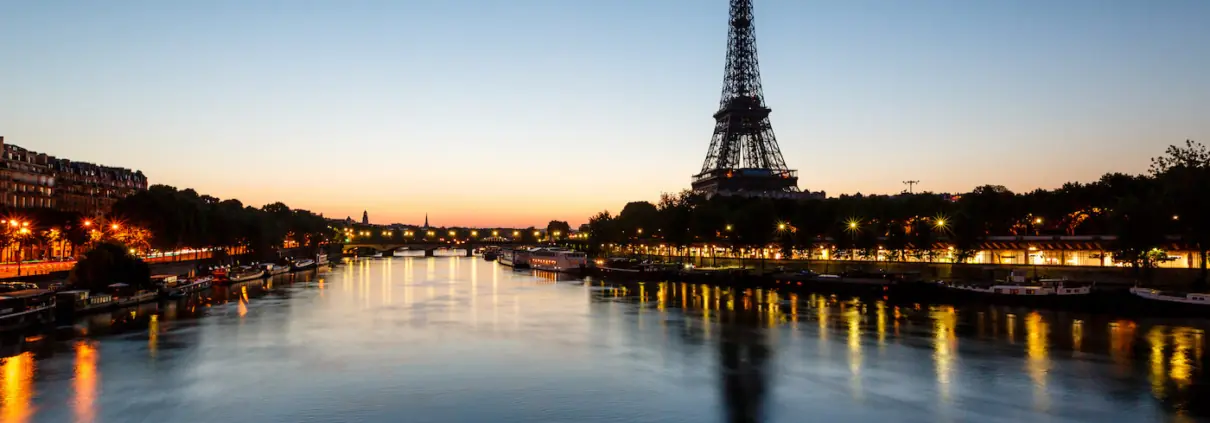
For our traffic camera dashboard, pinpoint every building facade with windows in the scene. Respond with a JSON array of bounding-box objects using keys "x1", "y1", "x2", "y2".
[
  {"x1": 0, "y1": 137, "x2": 147, "y2": 215},
  {"x1": 0, "y1": 138, "x2": 56, "y2": 209}
]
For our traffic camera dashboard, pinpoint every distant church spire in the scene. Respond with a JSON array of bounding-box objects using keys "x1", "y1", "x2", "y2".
[
  {"x1": 424, "y1": 213, "x2": 429, "y2": 229},
  {"x1": 362, "y1": 210, "x2": 369, "y2": 225}
]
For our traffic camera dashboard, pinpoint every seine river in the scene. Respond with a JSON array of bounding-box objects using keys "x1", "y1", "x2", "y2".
[{"x1": 0, "y1": 256, "x2": 1207, "y2": 422}]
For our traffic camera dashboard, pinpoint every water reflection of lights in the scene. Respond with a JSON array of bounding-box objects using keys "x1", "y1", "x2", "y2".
[
  {"x1": 1024, "y1": 312, "x2": 1050, "y2": 411},
  {"x1": 932, "y1": 306, "x2": 957, "y2": 403},
  {"x1": 1170, "y1": 327, "x2": 1196, "y2": 390},
  {"x1": 149, "y1": 314, "x2": 160, "y2": 358},
  {"x1": 75, "y1": 341, "x2": 98, "y2": 423},
  {"x1": 0, "y1": 351, "x2": 34, "y2": 423},
  {"x1": 847, "y1": 302, "x2": 863, "y2": 400},
  {"x1": 238, "y1": 285, "x2": 249, "y2": 318},
  {"x1": 875, "y1": 301, "x2": 886, "y2": 348},
  {"x1": 1071, "y1": 320, "x2": 1083, "y2": 351},
  {"x1": 1149, "y1": 326, "x2": 1167, "y2": 399}
]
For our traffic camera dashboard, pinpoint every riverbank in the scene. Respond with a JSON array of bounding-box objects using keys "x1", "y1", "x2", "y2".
[{"x1": 619, "y1": 254, "x2": 1205, "y2": 289}]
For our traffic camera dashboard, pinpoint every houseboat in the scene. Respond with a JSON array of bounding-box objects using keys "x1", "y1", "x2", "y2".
[
  {"x1": 0, "y1": 289, "x2": 56, "y2": 332},
  {"x1": 528, "y1": 248, "x2": 588, "y2": 273},
  {"x1": 499, "y1": 248, "x2": 531, "y2": 268},
  {"x1": 482, "y1": 247, "x2": 500, "y2": 262},
  {"x1": 55, "y1": 290, "x2": 117, "y2": 317},
  {"x1": 594, "y1": 258, "x2": 680, "y2": 280},
  {"x1": 108, "y1": 283, "x2": 159, "y2": 307},
  {"x1": 167, "y1": 275, "x2": 214, "y2": 298},
  {"x1": 261, "y1": 263, "x2": 291, "y2": 276}
]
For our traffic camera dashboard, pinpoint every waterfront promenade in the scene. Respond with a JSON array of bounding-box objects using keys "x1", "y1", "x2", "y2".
[{"x1": 0, "y1": 251, "x2": 215, "y2": 279}]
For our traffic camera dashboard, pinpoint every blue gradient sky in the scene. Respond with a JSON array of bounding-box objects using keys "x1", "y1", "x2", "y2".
[{"x1": 2, "y1": 0, "x2": 1208, "y2": 227}]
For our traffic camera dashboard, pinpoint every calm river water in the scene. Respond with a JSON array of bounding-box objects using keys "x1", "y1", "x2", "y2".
[{"x1": 0, "y1": 256, "x2": 1207, "y2": 423}]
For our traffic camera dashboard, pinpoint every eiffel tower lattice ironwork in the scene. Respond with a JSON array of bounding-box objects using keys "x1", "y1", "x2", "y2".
[{"x1": 692, "y1": 0, "x2": 799, "y2": 196}]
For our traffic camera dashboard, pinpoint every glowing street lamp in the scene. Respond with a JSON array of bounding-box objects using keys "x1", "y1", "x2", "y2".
[
  {"x1": 934, "y1": 218, "x2": 947, "y2": 228},
  {"x1": 83, "y1": 220, "x2": 92, "y2": 227},
  {"x1": 448, "y1": 230, "x2": 456, "y2": 237},
  {"x1": 1034, "y1": 217, "x2": 1043, "y2": 224},
  {"x1": 725, "y1": 224, "x2": 733, "y2": 231},
  {"x1": 512, "y1": 230, "x2": 520, "y2": 237},
  {"x1": 777, "y1": 223, "x2": 787, "y2": 231},
  {"x1": 111, "y1": 224, "x2": 120, "y2": 230},
  {"x1": 492, "y1": 230, "x2": 499, "y2": 237},
  {"x1": 471, "y1": 230, "x2": 478, "y2": 237},
  {"x1": 533, "y1": 230, "x2": 540, "y2": 237}
]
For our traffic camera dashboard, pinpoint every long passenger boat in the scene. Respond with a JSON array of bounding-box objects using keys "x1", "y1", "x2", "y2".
[{"x1": 529, "y1": 248, "x2": 588, "y2": 274}]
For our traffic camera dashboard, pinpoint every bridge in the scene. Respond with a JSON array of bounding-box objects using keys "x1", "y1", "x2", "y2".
[{"x1": 342, "y1": 240, "x2": 528, "y2": 257}]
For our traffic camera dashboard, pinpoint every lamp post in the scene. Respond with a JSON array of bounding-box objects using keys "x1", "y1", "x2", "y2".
[{"x1": 15, "y1": 226, "x2": 30, "y2": 276}]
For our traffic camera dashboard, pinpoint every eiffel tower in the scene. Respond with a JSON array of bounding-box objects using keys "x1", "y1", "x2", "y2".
[{"x1": 692, "y1": 0, "x2": 800, "y2": 198}]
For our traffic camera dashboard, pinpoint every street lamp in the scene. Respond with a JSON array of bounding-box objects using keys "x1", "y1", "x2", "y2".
[
  {"x1": 725, "y1": 224, "x2": 732, "y2": 231},
  {"x1": 449, "y1": 230, "x2": 456, "y2": 237},
  {"x1": 471, "y1": 230, "x2": 478, "y2": 237},
  {"x1": 777, "y1": 223, "x2": 787, "y2": 231},
  {"x1": 492, "y1": 230, "x2": 499, "y2": 237},
  {"x1": 934, "y1": 218, "x2": 947, "y2": 229}
]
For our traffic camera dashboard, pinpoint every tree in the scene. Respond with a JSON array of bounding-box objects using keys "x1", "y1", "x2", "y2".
[
  {"x1": 1150, "y1": 140, "x2": 1210, "y2": 288},
  {"x1": 546, "y1": 220, "x2": 571, "y2": 241},
  {"x1": 69, "y1": 242, "x2": 152, "y2": 292}
]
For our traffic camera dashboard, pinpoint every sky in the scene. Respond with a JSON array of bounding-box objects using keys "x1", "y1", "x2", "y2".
[{"x1": 2, "y1": 0, "x2": 1208, "y2": 227}]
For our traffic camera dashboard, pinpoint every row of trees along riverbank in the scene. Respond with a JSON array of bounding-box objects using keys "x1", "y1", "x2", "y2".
[
  {"x1": 109, "y1": 185, "x2": 336, "y2": 262},
  {"x1": 585, "y1": 141, "x2": 1210, "y2": 287},
  {"x1": 54, "y1": 185, "x2": 339, "y2": 292}
]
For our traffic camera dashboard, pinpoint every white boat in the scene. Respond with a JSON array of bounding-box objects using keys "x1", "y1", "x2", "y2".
[
  {"x1": 945, "y1": 278, "x2": 1093, "y2": 296},
  {"x1": 226, "y1": 267, "x2": 266, "y2": 283},
  {"x1": 528, "y1": 248, "x2": 587, "y2": 273},
  {"x1": 1129, "y1": 287, "x2": 1210, "y2": 306},
  {"x1": 292, "y1": 259, "x2": 317, "y2": 271}
]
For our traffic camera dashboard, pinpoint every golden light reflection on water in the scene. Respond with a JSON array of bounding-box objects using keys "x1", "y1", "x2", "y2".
[
  {"x1": 932, "y1": 306, "x2": 957, "y2": 403},
  {"x1": 875, "y1": 301, "x2": 886, "y2": 349},
  {"x1": 1149, "y1": 326, "x2": 1168, "y2": 399},
  {"x1": 149, "y1": 314, "x2": 159, "y2": 358},
  {"x1": 846, "y1": 302, "x2": 863, "y2": 401},
  {"x1": 238, "y1": 285, "x2": 249, "y2": 318},
  {"x1": 1072, "y1": 320, "x2": 1083, "y2": 352},
  {"x1": 0, "y1": 351, "x2": 35, "y2": 423},
  {"x1": 74, "y1": 341, "x2": 98, "y2": 423},
  {"x1": 1024, "y1": 312, "x2": 1050, "y2": 412},
  {"x1": 1170, "y1": 328, "x2": 1196, "y2": 390}
]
